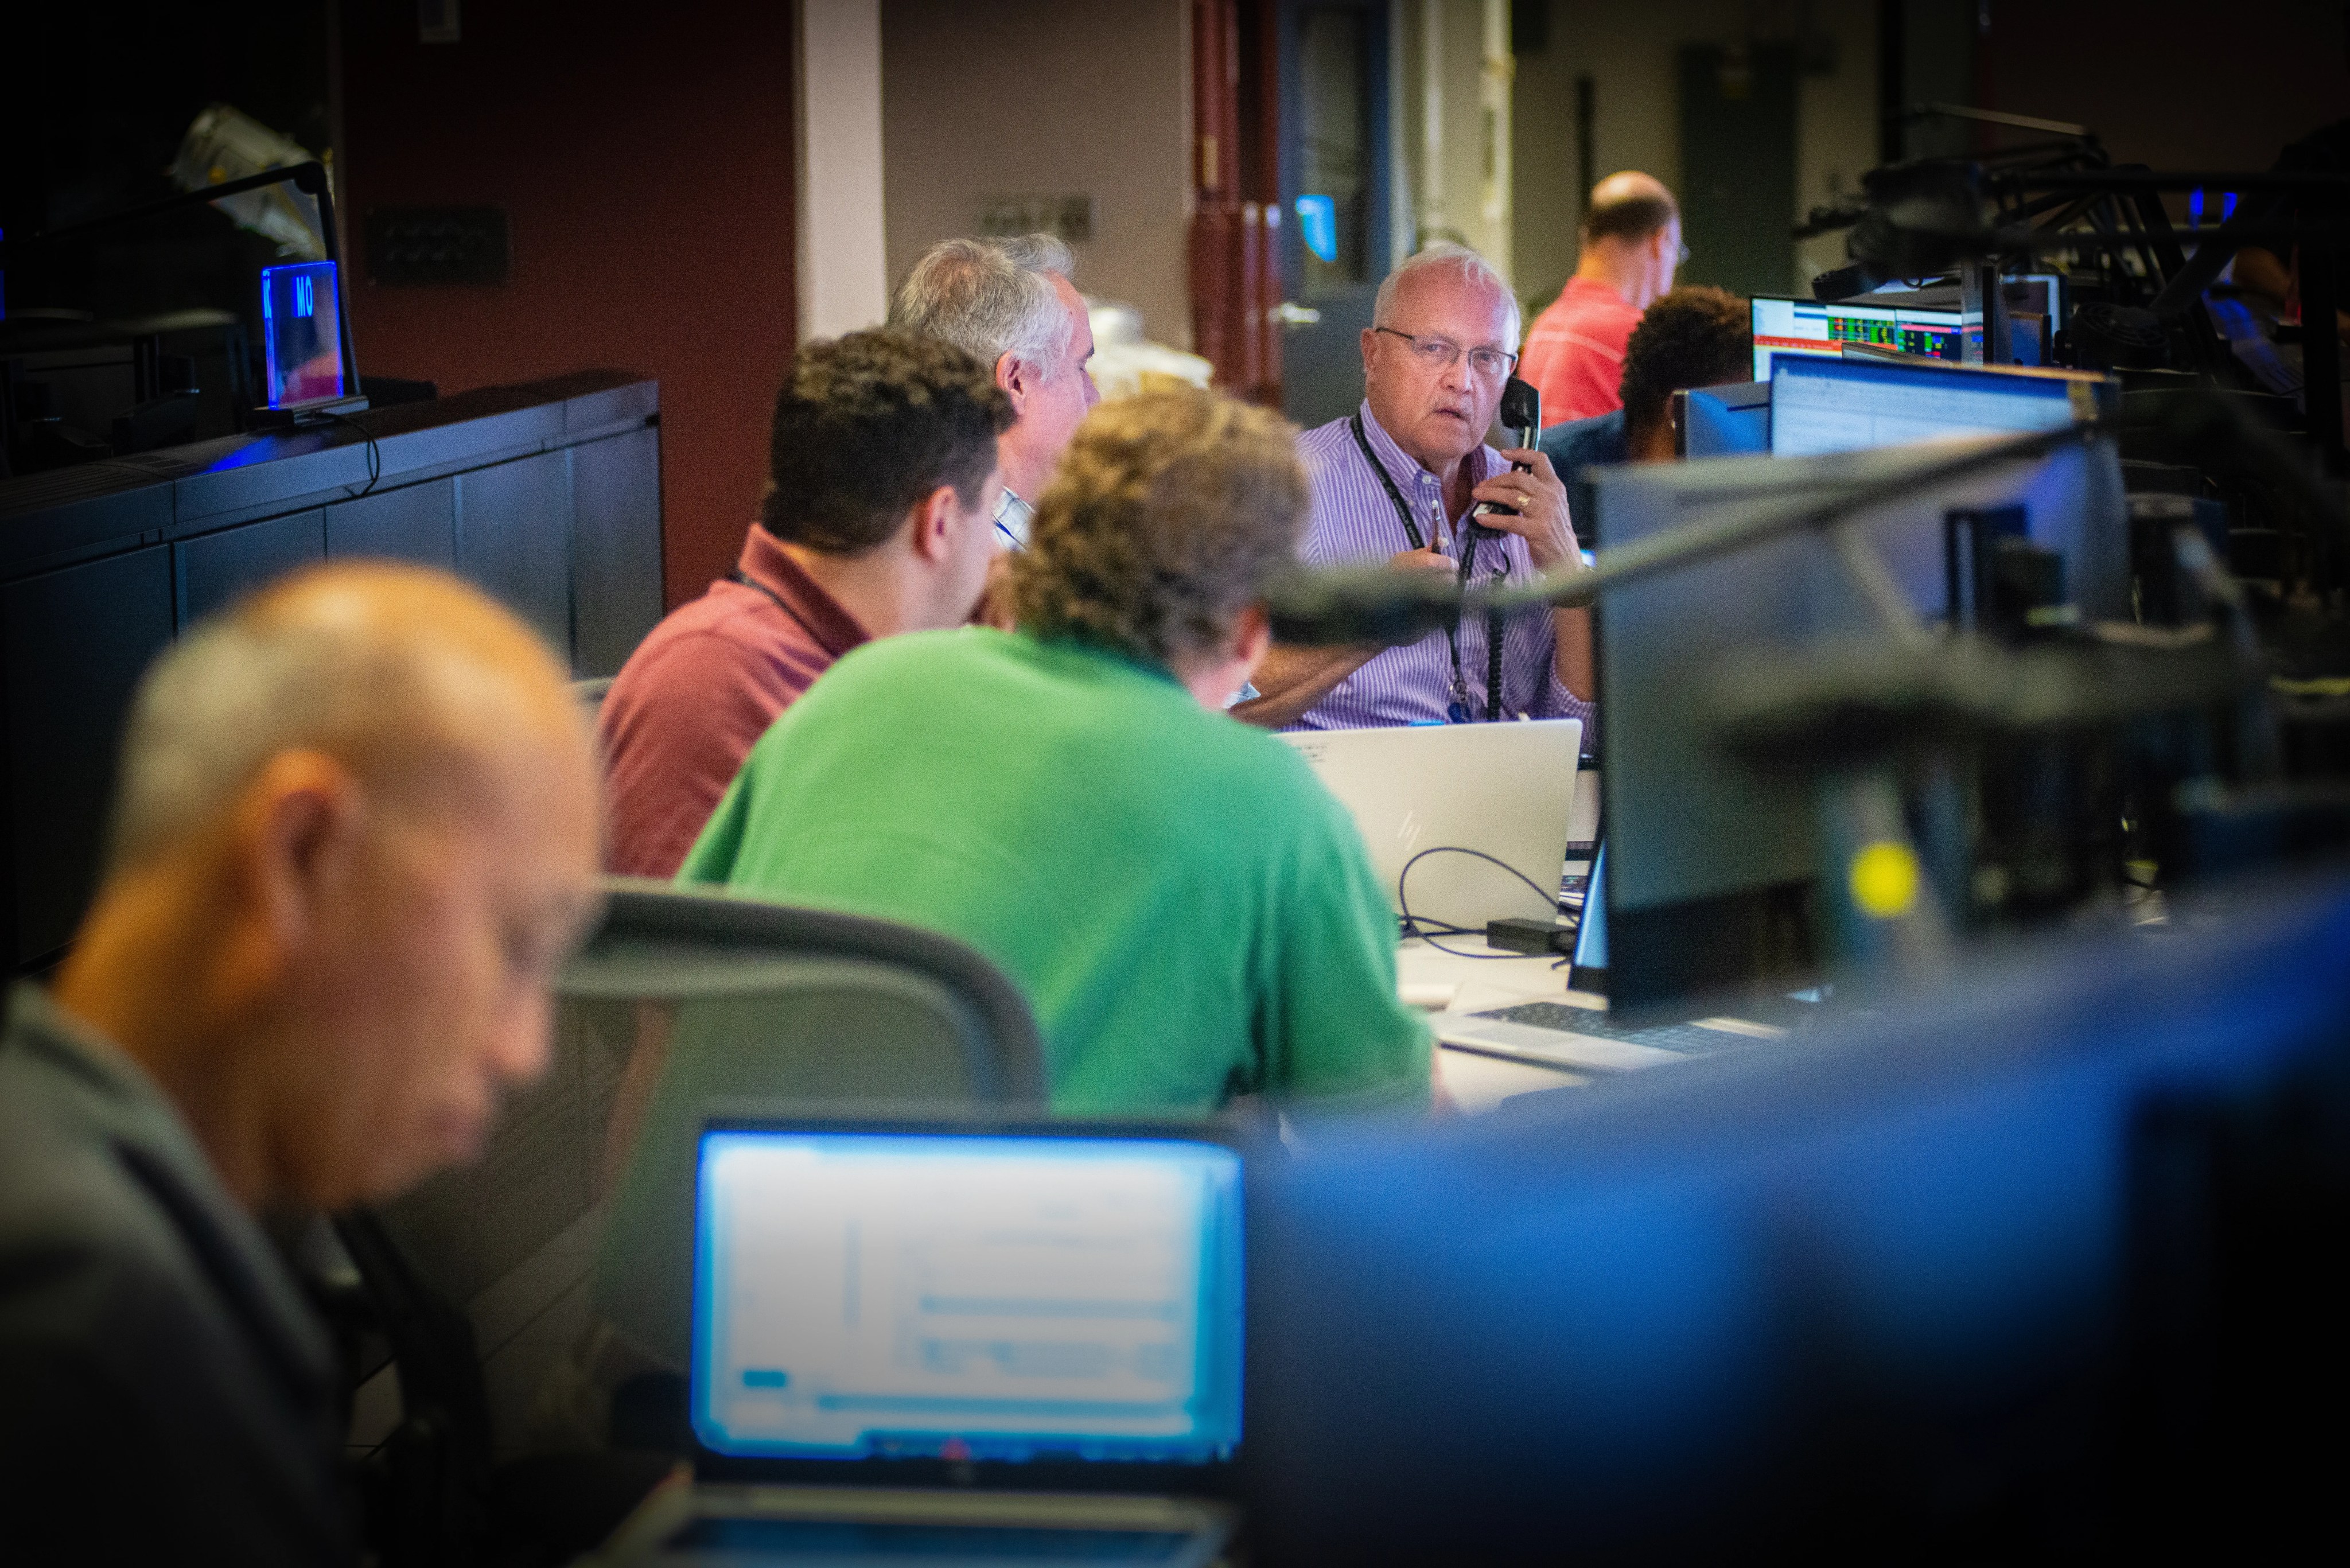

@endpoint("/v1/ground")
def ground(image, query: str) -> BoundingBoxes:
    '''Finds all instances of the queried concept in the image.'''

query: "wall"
[880,0,1193,347]
[1792,0,1882,292]
[1981,0,2350,188]
[1509,0,1881,308]
[339,2,798,614]
[799,0,889,341]
[1394,1,1511,274]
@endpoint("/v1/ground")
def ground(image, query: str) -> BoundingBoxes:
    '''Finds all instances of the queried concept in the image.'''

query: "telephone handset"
[1471,376,1543,519]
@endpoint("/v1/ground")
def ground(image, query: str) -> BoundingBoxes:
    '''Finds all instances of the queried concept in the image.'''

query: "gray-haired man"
[890,234,1099,547]
[0,563,603,1564]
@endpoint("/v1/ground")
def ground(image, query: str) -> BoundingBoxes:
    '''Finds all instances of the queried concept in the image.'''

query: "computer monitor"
[691,1121,1246,1470]
[1590,433,2130,1016]
[1246,867,2350,1561]
[1771,355,2108,459]
[1678,381,1771,457]
[1750,294,1963,380]
[1567,842,1608,993]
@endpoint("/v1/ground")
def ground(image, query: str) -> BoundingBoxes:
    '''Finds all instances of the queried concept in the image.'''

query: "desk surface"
[1400,935,1602,1113]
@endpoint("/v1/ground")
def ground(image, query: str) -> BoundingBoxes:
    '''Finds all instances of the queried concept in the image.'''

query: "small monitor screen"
[1769,356,2083,458]
[1573,842,1608,972]
[260,259,344,407]
[692,1129,1246,1466]
[1750,295,1963,380]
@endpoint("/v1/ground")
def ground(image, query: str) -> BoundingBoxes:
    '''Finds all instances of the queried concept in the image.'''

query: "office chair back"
[333,1209,493,1566]
[582,881,1047,1369]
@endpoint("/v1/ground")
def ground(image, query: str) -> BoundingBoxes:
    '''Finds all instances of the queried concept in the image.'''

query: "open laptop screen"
[1573,843,1608,971]
[692,1129,1245,1467]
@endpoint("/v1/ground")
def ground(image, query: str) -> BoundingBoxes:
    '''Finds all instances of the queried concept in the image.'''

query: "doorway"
[1277,0,1395,427]
[1189,0,1394,426]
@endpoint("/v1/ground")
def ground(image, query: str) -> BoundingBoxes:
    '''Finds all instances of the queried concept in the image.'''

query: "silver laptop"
[1280,720,1582,933]
[588,1116,1244,1566]
[1431,843,1790,1072]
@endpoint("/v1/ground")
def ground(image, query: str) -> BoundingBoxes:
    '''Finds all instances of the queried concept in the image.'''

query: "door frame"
[1274,0,1396,307]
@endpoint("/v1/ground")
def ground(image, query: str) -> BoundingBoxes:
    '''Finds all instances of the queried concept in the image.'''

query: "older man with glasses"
[1232,243,1594,732]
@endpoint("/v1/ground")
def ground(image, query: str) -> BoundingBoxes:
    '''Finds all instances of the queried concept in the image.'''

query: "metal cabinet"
[456,450,573,652]
[1,374,663,968]
[1,545,175,962]
[176,509,326,628]
[326,477,457,569]
[571,427,664,678]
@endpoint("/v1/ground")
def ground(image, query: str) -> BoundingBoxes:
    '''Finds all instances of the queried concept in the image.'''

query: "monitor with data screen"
[1750,294,1962,380]
[692,1125,1246,1469]
[1770,355,2099,458]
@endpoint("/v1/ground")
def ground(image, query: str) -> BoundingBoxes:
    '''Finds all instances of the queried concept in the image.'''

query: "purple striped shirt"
[1289,401,1596,733]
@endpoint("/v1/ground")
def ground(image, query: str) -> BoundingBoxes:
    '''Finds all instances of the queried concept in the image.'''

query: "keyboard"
[1469,1001,1767,1057]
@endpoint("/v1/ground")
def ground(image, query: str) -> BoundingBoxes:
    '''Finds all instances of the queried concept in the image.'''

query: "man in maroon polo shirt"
[598,330,1011,876]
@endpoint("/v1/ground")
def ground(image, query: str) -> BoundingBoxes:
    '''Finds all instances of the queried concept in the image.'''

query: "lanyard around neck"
[1347,414,1505,722]
[731,566,829,648]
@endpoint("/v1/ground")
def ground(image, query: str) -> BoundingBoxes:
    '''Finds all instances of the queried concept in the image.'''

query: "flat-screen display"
[692,1129,1246,1467]
[1770,355,2086,458]
[1750,295,1963,380]
[259,259,344,407]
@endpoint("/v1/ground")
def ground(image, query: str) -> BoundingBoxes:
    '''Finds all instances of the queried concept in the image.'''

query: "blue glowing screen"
[692,1130,1245,1466]
[260,260,344,408]
[1295,194,1339,264]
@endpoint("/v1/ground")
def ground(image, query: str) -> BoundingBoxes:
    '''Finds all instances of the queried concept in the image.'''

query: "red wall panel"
[339,2,797,612]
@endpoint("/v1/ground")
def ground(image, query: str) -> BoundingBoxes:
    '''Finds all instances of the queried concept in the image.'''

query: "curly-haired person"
[1537,285,1752,546]
[680,387,1434,1120]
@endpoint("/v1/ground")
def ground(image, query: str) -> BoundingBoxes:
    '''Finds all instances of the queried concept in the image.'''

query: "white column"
[796,0,889,343]
[1418,0,1446,250]
[1388,0,1414,267]
[1479,0,1512,285]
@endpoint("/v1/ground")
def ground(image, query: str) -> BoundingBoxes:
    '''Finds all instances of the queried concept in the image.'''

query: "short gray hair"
[1372,242,1522,349]
[889,234,1077,380]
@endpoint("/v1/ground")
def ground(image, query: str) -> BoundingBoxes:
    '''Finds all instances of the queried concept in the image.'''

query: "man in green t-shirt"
[681,387,1432,1118]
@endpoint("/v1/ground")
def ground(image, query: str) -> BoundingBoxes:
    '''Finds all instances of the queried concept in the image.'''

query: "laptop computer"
[588,1115,1246,1566]
[1430,843,1792,1073]
[1279,719,1582,933]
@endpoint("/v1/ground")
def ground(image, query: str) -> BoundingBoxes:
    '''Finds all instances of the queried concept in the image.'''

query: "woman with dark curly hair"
[680,387,1435,1120]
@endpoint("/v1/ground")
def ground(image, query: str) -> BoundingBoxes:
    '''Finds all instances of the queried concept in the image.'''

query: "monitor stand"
[250,393,371,430]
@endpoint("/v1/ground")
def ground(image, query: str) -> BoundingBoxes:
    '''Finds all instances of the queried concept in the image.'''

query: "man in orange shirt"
[1518,172,1686,425]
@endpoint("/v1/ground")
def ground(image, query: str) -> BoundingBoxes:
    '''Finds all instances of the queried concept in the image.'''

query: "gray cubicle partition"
[0,370,664,969]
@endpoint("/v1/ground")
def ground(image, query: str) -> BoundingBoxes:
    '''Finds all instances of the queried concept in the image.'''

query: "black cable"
[1397,846,1566,960]
[314,409,381,499]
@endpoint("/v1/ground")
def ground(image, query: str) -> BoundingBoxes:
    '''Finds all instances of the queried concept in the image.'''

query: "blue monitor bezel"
[687,1112,1255,1497]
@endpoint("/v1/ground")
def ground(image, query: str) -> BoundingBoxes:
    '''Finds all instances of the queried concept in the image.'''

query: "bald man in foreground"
[0,565,603,1566]
[1519,171,1685,424]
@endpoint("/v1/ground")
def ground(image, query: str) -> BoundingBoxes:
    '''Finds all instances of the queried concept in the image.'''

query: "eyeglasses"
[1374,327,1519,380]
[1676,241,1693,264]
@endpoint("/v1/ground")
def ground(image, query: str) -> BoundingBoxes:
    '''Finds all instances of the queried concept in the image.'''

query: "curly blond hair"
[1009,388,1306,667]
